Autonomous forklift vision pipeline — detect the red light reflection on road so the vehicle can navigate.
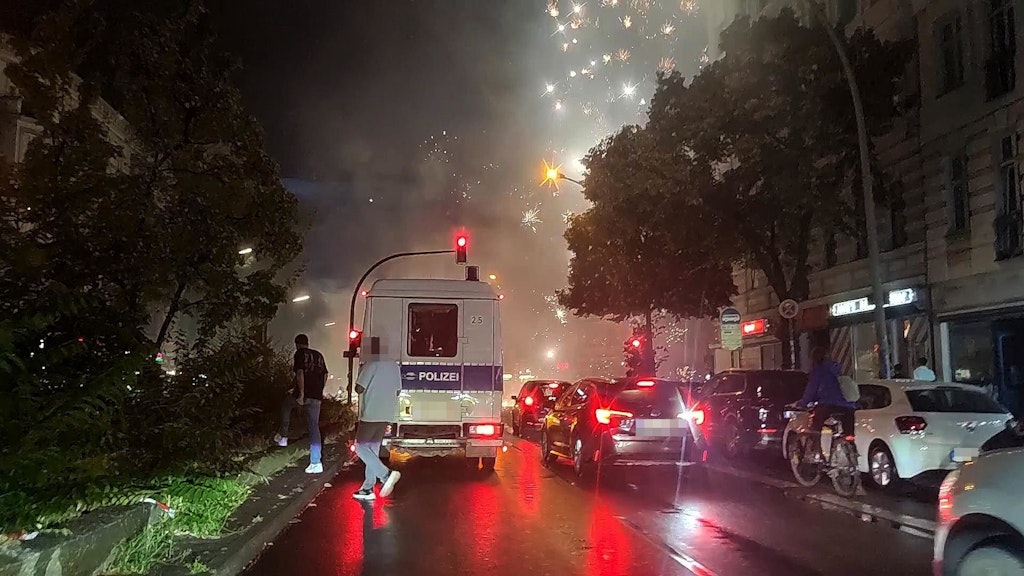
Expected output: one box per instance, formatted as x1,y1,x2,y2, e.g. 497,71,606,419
585,503,632,576
517,449,541,518
332,489,364,574
465,481,500,562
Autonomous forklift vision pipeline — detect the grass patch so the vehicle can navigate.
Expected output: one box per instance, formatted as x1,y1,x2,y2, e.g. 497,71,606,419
104,476,252,574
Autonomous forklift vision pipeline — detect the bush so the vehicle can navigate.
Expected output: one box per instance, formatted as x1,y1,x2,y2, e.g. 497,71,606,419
0,301,319,532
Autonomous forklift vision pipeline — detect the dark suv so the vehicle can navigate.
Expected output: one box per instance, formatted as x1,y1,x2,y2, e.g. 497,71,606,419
511,380,568,436
540,377,702,478
690,370,807,459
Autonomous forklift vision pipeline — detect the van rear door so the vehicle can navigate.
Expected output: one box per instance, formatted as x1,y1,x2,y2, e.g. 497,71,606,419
398,299,463,423
461,298,501,420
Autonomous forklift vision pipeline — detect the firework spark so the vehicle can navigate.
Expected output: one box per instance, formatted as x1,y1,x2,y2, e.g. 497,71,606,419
522,206,543,231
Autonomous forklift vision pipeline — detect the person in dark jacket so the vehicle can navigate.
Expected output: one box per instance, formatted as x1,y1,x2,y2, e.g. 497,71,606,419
797,347,857,441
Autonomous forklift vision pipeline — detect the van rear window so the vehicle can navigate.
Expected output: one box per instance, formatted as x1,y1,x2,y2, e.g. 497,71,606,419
408,303,459,358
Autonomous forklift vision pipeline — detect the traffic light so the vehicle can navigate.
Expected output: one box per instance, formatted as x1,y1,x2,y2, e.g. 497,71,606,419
348,329,362,349
455,235,468,264
630,338,641,349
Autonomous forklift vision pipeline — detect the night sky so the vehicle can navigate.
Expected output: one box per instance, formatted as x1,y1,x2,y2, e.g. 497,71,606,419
6,0,713,385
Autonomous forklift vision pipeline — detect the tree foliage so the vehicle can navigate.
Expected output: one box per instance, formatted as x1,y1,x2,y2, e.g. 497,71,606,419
558,126,736,375
646,10,912,303
0,0,303,349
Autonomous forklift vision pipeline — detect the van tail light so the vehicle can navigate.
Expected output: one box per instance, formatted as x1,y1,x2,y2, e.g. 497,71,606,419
636,380,655,388
524,396,534,406
469,423,502,437
895,416,927,433
595,408,633,425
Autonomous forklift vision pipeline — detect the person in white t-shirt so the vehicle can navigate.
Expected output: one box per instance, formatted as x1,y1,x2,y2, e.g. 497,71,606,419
352,348,402,501
913,357,937,382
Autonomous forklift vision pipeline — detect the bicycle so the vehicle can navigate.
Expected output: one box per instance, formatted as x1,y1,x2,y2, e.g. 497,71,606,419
785,404,861,497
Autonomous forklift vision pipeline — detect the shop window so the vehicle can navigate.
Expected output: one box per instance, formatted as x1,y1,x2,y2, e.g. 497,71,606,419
949,321,994,386
408,303,459,358
852,323,879,381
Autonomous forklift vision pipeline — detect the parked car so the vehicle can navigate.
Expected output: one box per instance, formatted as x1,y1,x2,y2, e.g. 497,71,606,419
689,370,808,458
540,377,702,478
783,380,1012,492
510,380,568,436
934,447,1024,575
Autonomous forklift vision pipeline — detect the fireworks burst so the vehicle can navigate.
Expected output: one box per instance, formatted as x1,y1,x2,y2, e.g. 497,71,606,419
562,210,575,224
521,206,543,231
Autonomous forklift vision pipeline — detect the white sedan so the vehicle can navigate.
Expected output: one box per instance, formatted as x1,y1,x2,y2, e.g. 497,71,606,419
782,380,1011,491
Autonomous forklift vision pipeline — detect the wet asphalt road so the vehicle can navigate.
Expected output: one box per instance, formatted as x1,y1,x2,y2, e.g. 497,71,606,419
246,433,933,576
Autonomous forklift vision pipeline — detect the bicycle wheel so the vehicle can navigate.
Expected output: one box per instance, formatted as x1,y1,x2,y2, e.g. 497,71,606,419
830,439,861,497
788,433,821,487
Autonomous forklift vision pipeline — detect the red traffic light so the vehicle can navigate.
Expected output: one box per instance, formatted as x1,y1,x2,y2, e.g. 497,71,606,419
348,329,362,348
630,338,641,348
455,234,468,264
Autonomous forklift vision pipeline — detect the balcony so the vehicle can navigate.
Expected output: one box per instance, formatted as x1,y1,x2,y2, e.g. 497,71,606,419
985,51,1016,100
994,213,1023,261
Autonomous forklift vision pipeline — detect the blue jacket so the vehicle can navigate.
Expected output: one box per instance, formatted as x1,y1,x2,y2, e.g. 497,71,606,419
800,361,856,409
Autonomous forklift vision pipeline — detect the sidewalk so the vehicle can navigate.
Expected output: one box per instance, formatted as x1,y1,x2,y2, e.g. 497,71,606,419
158,425,355,575
702,458,938,539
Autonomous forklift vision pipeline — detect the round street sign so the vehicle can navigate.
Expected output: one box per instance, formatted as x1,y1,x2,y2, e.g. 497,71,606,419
779,299,799,320
719,307,742,351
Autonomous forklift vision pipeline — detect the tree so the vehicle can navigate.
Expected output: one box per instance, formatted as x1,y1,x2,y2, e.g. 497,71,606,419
557,126,736,377
645,10,911,366
0,0,302,350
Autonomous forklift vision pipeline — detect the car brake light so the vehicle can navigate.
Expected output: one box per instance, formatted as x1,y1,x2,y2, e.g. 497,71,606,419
688,409,705,426
636,380,655,387
895,416,927,433
524,396,534,406
595,408,633,425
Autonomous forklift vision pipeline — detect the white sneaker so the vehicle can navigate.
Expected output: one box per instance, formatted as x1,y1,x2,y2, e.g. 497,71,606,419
274,434,288,447
305,462,323,474
352,489,375,500
379,470,401,497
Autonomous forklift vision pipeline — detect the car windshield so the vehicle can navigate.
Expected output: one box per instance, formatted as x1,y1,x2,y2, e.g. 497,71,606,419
905,387,1006,414
747,372,808,404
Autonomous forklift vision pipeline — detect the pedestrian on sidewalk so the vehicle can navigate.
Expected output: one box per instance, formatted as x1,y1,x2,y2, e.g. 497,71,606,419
913,357,936,382
274,334,330,474
352,345,402,501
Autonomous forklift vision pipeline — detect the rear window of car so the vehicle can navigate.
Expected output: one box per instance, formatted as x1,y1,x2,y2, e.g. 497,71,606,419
604,380,685,413
536,382,564,399
747,372,808,403
905,387,1006,414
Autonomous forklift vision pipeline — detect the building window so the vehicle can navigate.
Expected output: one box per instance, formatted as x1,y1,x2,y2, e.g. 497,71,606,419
936,12,965,95
994,135,1022,260
408,303,459,358
948,154,970,233
986,0,1017,100
949,321,994,386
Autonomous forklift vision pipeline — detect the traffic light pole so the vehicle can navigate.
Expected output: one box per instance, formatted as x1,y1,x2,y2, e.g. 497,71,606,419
346,249,455,404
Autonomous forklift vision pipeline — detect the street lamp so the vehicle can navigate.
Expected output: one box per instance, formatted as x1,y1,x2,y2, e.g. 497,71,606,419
292,295,311,303
238,247,253,255
542,160,583,189
545,349,556,360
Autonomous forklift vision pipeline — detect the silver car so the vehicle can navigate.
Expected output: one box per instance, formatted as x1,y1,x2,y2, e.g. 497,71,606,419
934,445,1024,575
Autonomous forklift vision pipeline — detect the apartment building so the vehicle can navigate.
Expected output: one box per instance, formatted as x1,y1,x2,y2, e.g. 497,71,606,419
705,1,1024,416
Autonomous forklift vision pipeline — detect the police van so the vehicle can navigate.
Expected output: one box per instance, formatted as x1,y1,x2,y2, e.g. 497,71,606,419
359,267,505,470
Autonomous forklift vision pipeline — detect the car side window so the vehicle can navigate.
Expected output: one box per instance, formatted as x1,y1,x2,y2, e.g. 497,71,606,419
569,382,591,407
856,384,892,410
714,374,746,395
555,384,578,410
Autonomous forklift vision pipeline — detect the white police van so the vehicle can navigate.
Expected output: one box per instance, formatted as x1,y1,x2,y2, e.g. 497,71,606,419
359,267,505,470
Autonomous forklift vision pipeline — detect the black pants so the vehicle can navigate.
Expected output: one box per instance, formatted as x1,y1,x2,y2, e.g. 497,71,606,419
811,404,856,439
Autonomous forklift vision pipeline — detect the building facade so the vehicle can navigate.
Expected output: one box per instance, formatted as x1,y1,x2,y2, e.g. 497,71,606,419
706,0,1024,417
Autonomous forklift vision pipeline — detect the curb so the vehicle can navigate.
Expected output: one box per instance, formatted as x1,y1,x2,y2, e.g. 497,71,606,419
210,461,342,576
702,462,936,540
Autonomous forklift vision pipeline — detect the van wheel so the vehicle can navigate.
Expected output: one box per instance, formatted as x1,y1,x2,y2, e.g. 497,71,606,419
480,457,496,472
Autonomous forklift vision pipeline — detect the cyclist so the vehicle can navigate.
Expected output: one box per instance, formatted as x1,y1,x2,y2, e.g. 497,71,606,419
795,347,856,455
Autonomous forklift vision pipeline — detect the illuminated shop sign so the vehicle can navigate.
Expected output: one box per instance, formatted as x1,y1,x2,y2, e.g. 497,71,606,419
741,319,768,337
829,289,918,317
